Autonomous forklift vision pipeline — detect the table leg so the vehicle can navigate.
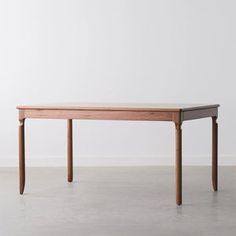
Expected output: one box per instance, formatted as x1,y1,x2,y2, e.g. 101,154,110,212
212,117,218,191
67,119,73,182
19,119,25,194
175,122,182,205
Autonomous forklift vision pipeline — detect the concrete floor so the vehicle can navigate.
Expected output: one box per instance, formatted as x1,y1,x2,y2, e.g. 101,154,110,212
0,167,236,236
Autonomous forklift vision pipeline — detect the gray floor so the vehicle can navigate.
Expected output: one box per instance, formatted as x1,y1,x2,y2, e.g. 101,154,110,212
0,167,236,236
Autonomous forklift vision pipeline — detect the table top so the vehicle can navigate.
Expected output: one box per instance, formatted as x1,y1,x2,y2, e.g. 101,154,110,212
17,103,219,112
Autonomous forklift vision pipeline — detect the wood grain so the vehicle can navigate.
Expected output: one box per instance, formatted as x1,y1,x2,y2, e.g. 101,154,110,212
21,109,180,122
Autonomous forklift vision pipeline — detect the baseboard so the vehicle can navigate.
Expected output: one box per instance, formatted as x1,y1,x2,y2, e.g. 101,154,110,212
0,155,235,167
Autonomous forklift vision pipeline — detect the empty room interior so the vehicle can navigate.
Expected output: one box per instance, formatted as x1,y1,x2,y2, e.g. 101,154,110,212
0,0,236,235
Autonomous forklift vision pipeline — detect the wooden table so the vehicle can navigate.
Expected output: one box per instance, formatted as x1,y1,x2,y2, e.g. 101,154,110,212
17,103,219,205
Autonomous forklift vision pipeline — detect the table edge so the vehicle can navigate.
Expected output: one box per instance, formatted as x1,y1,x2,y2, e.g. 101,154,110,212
16,104,220,112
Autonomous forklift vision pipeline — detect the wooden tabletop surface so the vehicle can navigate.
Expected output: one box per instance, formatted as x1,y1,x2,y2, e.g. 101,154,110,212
17,103,219,112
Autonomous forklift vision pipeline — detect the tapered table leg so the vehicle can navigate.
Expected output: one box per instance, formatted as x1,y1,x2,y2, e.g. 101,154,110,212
19,119,25,194
212,117,218,191
67,119,73,182
175,123,182,205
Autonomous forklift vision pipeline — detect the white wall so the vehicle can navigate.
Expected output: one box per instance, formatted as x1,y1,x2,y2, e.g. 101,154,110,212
0,0,235,166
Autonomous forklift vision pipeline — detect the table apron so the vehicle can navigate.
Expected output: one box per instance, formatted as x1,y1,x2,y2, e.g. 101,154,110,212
182,108,218,121
19,109,181,122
